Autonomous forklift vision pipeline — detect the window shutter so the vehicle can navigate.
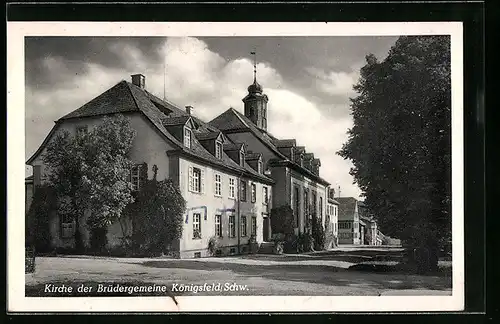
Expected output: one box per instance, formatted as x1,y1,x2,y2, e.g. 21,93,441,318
200,169,205,194
188,166,193,192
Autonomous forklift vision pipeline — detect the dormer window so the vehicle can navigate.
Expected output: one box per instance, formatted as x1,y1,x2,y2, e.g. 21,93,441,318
184,127,191,148
239,150,245,167
258,160,263,174
215,141,223,159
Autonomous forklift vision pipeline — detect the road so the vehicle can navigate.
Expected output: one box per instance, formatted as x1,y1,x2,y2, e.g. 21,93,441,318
25,251,452,297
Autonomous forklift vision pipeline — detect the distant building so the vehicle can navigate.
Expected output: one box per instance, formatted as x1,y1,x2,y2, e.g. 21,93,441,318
326,188,339,247
357,201,380,245
336,197,361,245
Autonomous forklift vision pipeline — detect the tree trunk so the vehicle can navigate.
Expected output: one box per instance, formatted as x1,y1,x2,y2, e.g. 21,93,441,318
74,209,84,253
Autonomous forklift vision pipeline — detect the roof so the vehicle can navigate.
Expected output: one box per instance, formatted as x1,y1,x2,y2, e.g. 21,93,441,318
328,197,339,205
274,139,296,147
209,108,330,186
27,80,273,184
161,116,191,126
223,143,244,151
195,131,221,141
245,152,262,160
336,197,358,220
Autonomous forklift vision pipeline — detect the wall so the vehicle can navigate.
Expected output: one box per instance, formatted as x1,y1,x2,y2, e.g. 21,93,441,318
176,156,272,258
290,169,327,234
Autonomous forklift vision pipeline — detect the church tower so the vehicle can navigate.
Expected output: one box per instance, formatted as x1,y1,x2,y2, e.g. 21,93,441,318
243,51,269,131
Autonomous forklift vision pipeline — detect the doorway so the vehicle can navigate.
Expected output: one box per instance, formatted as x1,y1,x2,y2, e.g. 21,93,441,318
263,215,270,242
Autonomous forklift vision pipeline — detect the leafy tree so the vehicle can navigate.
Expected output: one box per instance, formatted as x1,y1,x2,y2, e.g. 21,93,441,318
338,36,451,273
43,114,136,252
131,177,186,255
26,185,57,252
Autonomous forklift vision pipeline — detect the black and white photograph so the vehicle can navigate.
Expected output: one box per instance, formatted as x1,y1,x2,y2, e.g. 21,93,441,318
8,21,464,312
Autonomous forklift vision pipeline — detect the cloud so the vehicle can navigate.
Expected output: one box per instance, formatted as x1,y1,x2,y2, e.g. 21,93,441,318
25,37,362,198
305,66,359,96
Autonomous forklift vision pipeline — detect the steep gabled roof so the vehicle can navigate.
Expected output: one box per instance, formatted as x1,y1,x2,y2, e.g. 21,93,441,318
60,81,139,120
29,80,273,185
223,143,244,151
161,115,192,126
245,152,262,160
209,108,330,186
195,131,222,141
336,197,358,220
275,139,296,148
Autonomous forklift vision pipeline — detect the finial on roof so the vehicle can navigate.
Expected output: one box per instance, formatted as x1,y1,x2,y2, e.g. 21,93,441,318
248,50,263,94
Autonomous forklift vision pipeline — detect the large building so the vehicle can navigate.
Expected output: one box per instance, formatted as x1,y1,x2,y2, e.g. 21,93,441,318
26,70,332,258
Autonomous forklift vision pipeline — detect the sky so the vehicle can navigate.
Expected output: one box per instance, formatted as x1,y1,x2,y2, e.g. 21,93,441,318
25,36,399,199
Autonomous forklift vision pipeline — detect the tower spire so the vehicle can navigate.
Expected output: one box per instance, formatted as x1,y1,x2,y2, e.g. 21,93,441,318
250,50,257,83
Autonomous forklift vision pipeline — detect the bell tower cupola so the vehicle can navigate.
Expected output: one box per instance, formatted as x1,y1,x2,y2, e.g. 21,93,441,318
243,50,269,131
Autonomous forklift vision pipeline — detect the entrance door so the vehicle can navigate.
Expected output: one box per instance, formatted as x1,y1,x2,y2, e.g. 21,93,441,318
263,216,270,242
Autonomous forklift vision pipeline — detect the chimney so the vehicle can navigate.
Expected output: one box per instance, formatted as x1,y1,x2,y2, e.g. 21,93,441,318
131,74,145,89
185,106,193,115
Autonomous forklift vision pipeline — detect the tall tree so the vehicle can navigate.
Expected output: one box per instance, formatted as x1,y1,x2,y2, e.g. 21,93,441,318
338,36,451,272
43,114,136,252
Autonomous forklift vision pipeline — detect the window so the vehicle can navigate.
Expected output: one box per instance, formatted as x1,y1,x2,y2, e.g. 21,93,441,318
215,214,222,237
229,215,236,238
262,186,268,205
312,191,317,216
251,183,257,203
240,180,247,201
319,197,323,218
193,213,201,239
251,216,257,236
339,221,351,229
294,186,300,227
258,160,263,174
131,164,142,192
76,125,88,137
304,189,309,215
241,216,247,237
239,151,245,167
189,167,203,193
214,173,222,196
60,214,75,238
184,127,191,148
229,178,235,199
215,141,223,159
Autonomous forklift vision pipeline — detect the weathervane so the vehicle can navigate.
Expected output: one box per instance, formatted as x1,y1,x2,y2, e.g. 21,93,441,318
250,50,257,82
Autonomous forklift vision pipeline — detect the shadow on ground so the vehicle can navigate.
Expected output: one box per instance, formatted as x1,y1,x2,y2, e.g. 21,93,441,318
137,260,452,291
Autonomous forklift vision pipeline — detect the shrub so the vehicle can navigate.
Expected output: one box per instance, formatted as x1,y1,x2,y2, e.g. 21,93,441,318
311,216,326,251
247,234,259,254
270,205,295,236
298,232,314,252
273,241,284,255
26,185,57,253
208,236,219,256
131,178,186,256
89,225,108,253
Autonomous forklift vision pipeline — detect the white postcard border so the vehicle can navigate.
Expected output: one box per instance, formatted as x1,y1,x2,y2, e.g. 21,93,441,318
7,21,464,313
